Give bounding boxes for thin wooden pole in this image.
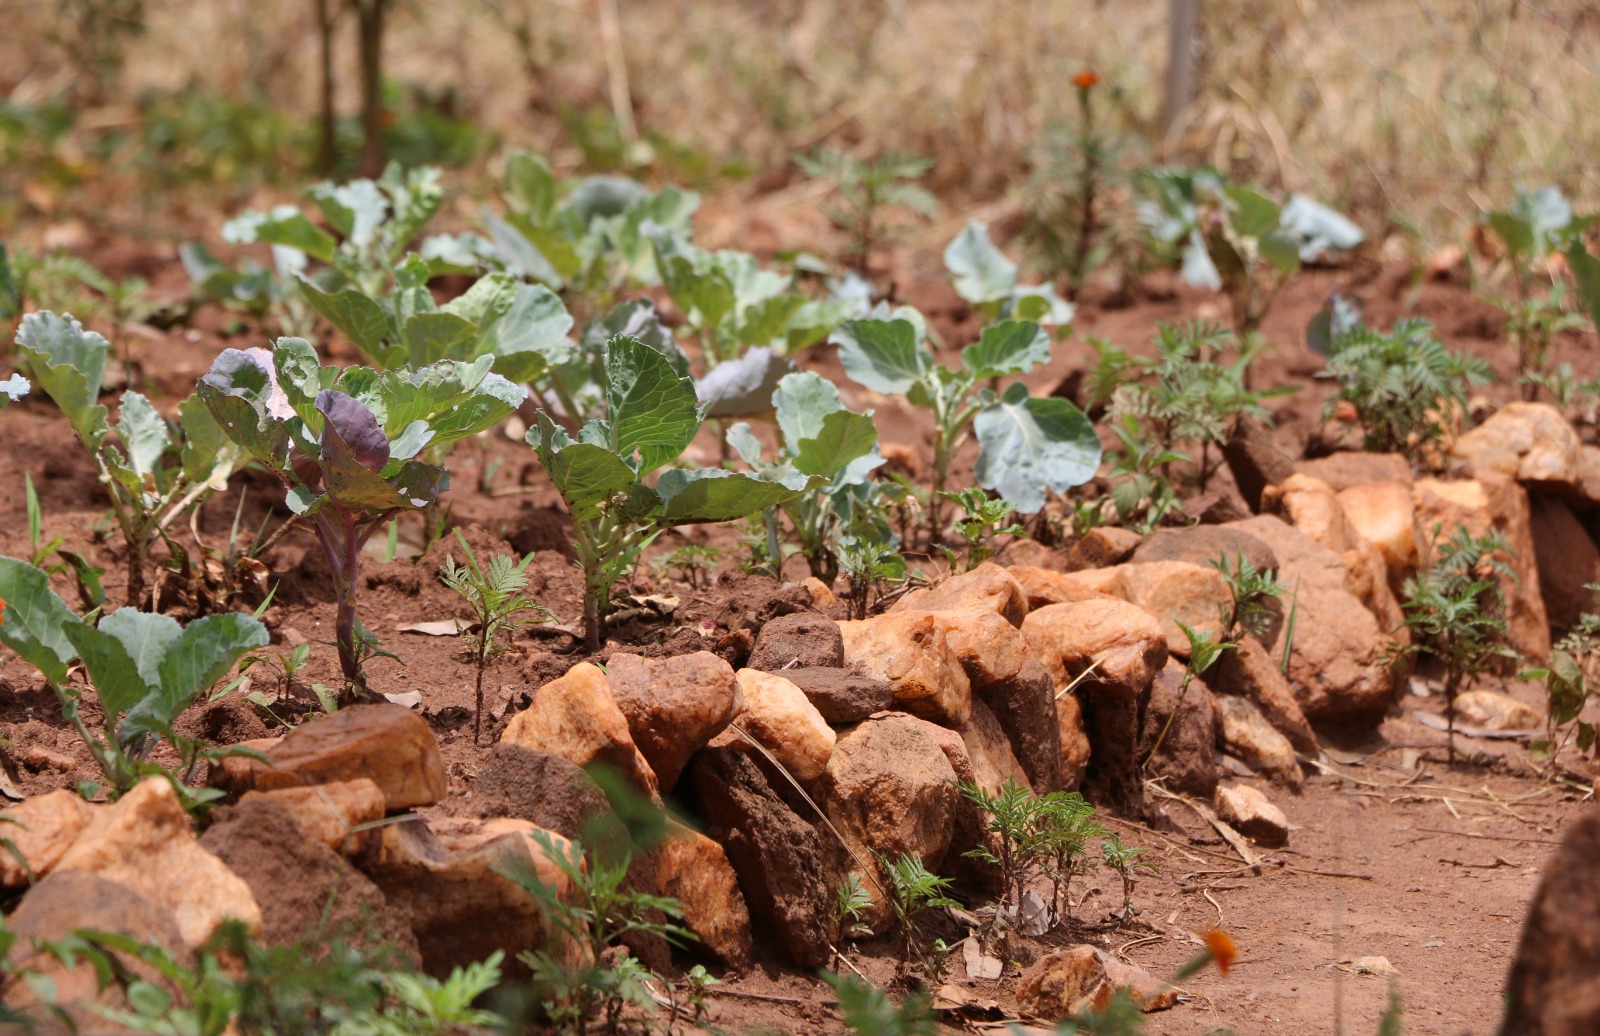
[1164,0,1201,141]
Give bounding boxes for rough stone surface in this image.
[1450,402,1583,491]
[606,651,741,791]
[748,613,845,670]
[1022,599,1168,813]
[54,777,261,949]
[1228,516,1397,723]
[213,703,446,809]
[1215,783,1289,844]
[1204,638,1319,754]
[1016,945,1107,1019]
[501,661,660,797]
[689,745,833,969]
[1298,451,1414,492]
[1131,525,1281,646]
[361,816,548,979]
[837,611,973,727]
[240,778,385,854]
[889,563,1028,627]
[1502,807,1600,1036]
[1223,414,1297,512]
[462,744,610,839]
[1064,527,1143,571]
[1138,660,1218,799]
[780,666,894,725]
[1214,694,1299,781]
[200,797,420,963]
[6,871,191,1027]
[1336,480,1419,585]
[1456,689,1542,731]
[959,698,1033,794]
[630,822,754,968]
[1264,474,1407,638]
[819,713,962,930]
[976,659,1064,792]
[995,537,1071,571]
[1415,474,1550,659]
[926,607,1031,688]
[1530,495,1600,632]
[733,668,836,782]
[1057,692,1091,791]
[0,789,96,888]
[1107,561,1232,657]
[1007,565,1117,610]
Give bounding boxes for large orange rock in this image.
[889,562,1028,626]
[733,669,835,782]
[0,789,96,888]
[501,662,660,798]
[240,778,386,854]
[605,651,742,791]
[837,611,972,726]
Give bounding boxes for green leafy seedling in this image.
[1099,833,1156,921]
[794,148,937,273]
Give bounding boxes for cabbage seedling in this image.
[197,340,525,699]
[831,309,1099,540]
[527,334,820,650]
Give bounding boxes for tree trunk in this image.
[356,0,387,177]
[316,0,338,175]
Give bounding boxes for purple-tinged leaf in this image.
[316,390,390,473]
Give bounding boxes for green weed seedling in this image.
[831,873,874,968]
[1099,833,1156,921]
[439,529,552,743]
[832,287,1096,540]
[1394,525,1517,765]
[1145,621,1234,776]
[1485,186,1591,397]
[527,333,819,650]
[16,312,243,608]
[198,340,524,700]
[1317,317,1489,463]
[1213,552,1286,641]
[0,556,267,808]
[1526,586,1600,770]
[941,487,1024,572]
[1101,415,1188,533]
[876,850,960,978]
[824,972,939,1036]
[652,543,722,591]
[958,779,1106,932]
[795,148,937,273]
[727,370,886,583]
[834,536,907,621]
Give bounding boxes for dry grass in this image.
[3,0,1599,244]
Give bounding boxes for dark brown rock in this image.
[749,613,846,670]
[200,797,420,965]
[1138,660,1218,799]
[462,744,610,840]
[1503,806,1600,1036]
[781,666,894,725]
[689,746,833,969]
[1530,495,1600,632]
[976,659,1064,792]
[1064,527,1142,571]
[1205,638,1319,755]
[1131,525,1280,580]
[1223,414,1296,512]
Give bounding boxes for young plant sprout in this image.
[941,487,1024,572]
[1099,833,1156,920]
[198,340,524,700]
[439,529,552,743]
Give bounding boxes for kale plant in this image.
[0,556,267,806]
[831,306,1098,540]
[1486,187,1591,396]
[197,340,525,698]
[944,221,1076,326]
[15,312,243,607]
[527,334,819,650]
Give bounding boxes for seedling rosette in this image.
[528,334,822,650]
[197,339,525,699]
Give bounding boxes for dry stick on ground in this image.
[1146,782,1260,871]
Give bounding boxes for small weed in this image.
[795,149,936,273]
[653,543,722,591]
[1213,552,1285,641]
[940,488,1024,572]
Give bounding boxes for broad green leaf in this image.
[605,335,700,474]
[98,608,182,691]
[155,612,269,714]
[1259,227,1304,275]
[484,283,575,383]
[565,175,649,225]
[1224,185,1281,240]
[972,383,1101,513]
[832,318,929,395]
[1488,212,1533,262]
[735,294,807,348]
[225,205,337,264]
[15,311,110,447]
[792,409,880,482]
[440,272,518,327]
[1280,194,1363,259]
[62,622,152,726]
[662,254,736,330]
[961,320,1050,379]
[528,415,635,522]
[726,422,765,467]
[377,358,526,448]
[1567,241,1600,333]
[655,468,821,525]
[944,221,1017,304]
[0,373,29,409]
[380,166,445,254]
[582,300,689,378]
[177,394,241,490]
[1010,285,1076,328]
[310,178,386,253]
[296,278,401,369]
[0,242,17,318]
[114,392,170,479]
[0,556,84,685]
[774,371,846,447]
[697,348,796,418]
[196,348,294,477]
[505,150,556,221]
[484,212,564,287]
[403,311,478,368]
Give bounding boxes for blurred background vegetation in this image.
[2,0,1599,250]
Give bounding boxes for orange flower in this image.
[0,598,7,625]
[1204,928,1238,974]
[1073,70,1099,90]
